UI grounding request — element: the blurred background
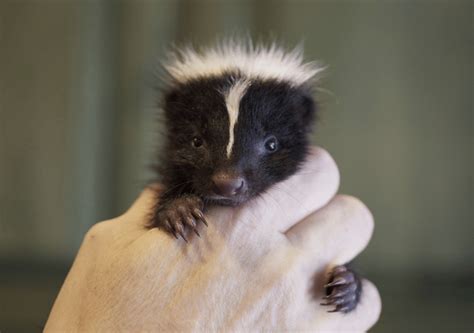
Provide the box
[0,0,472,331]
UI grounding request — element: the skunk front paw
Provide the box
[321,265,362,313]
[150,195,207,241]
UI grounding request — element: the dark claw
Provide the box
[323,290,347,299]
[152,195,205,242]
[323,265,361,314]
[325,286,353,299]
[164,219,179,239]
[192,208,202,218]
[331,265,347,275]
[337,305,352,313]
[179,231,188,242]
[185,216,197,229]
[328,304,353,313]
[176,226,188,242]
[324,277,346,288]
[184,216,200,237]
[326,297,347,306]
[174,223,188,242]
[193,209,208,227]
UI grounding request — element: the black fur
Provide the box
[154,74,315,208]
[149,70,362,313]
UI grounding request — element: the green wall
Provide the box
[1,1,472,331]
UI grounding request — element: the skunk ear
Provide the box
[297,92,317,130]
[164,88,179,108]
[162,87,184,119]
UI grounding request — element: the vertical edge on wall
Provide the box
[65,0,120,255]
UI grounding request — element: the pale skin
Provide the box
[45,147,381,332]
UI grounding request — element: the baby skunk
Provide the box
[151,41,362,313]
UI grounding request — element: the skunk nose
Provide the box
[211,173,245,197]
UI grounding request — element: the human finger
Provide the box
[286,195,374,272]
[235,146,340,233]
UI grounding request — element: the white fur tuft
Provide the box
[164,40,324,86]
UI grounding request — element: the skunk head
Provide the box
[161,42,323,205]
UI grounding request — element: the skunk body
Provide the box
[151,41,361,313]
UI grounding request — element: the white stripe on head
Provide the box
[224,79,250,158]
[164,40,325,87]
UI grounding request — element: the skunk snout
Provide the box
[211,172,246,197]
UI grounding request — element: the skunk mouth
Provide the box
[204,194,248,206]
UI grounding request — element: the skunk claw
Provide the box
[324,277,346,288]
[193,209,208,227]
[152,195,205,242]
[323,265,362,313]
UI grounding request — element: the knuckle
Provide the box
[84,220,111,242]
[307,146,340,181]
[335,195,374,237]
[331,195,374,260]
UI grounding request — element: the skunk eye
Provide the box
[264,136,278,152]
[192,136,203,148]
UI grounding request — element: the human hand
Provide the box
[45,147,381,332]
